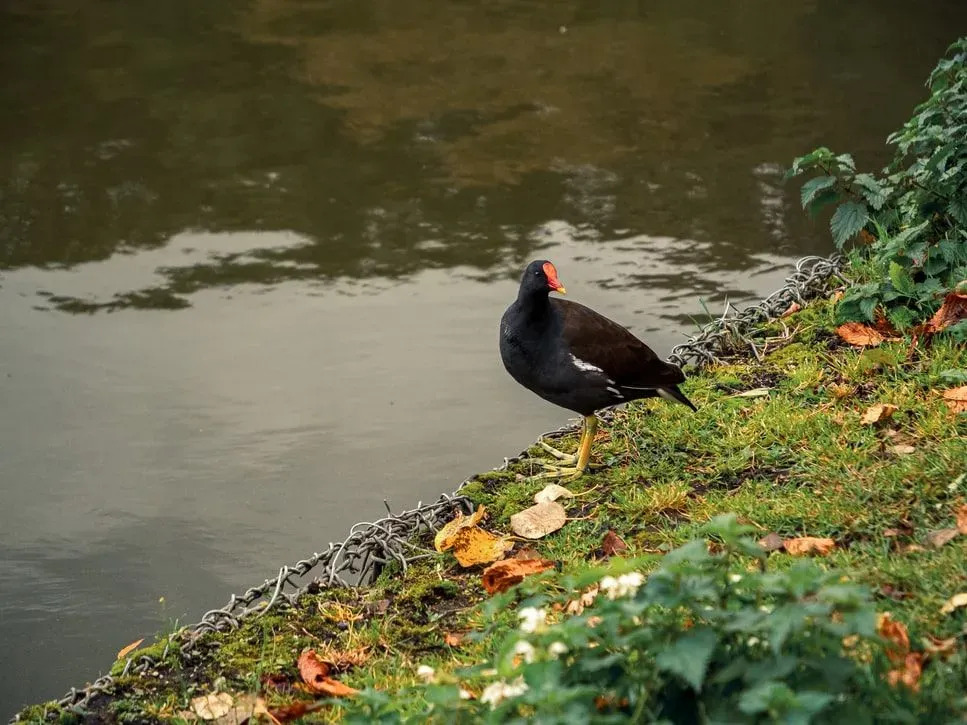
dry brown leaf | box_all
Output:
[923,634,958,658]
[890,444,916,455]
[925,528,960,549]
[886,653,922,692]
[191,693,235,721]
[902,543,926,553]
[783,537,835,556]
[860,403,898,425]
[828,383,854,399]
[257,699,327,723]
[942,386,967,414]
[481,557,556,594]
[924,289,967,334]
[758,532,785,552]
[533,484,575,505]
[447,527,515,567]
[877,613,910,664]
[832,290,845,303]
[444,631,466,647]
[116,638,144,660]
[782,302,802,318]
[957,505,967,535]
[513,547,541,560]
[297,649,358,697]
[940,592,967,615]
[564,585,600,615]
[510,501,567,539]
[600,530,628,558]
[316,646,370,672]
[837,322,888,347]
[434,506,486,552]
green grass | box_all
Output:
[16,296,966,723]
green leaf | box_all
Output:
[852,173,887,210]
[655,628,718,691]
[799,176,837,209]
[888,261,915,296]
[949,198,967,226]
[829,202,869,248]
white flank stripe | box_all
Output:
[656,388,677,403]
[570,354,604,373]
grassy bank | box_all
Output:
[16,288,966,723]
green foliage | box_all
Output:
[343,515,967,724]
[788,37,967,328]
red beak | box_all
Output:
[542,262,566,294]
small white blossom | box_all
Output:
[517,606,547,633]
[759,604,773,613]
[728,573,743,583]
[459,688,474,700]
[480,677,529,708]
[513,640,536,663]
[416,664,436,683]
[600,571,645,599]
[548,641,569,658]
[747,636,760,647]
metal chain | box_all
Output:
[15,253,845,723]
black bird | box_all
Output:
[499,260,696,478]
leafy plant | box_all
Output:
[343,515,966,724]
[788,37,967,330]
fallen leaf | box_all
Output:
[116,638,144,660]
[886,653,922,692]
[837,322,890,347]
[191,693,234,721]
[447,527,515,567]
[564,585,599,615]
[860,403,898,425]
[317,646,370,672]
[879,584,911,601]
[924,289,967,334]
[781,302,802,318]
[783,537,835,556]
[481,558,556,594]
[877,613,910,664]
[600,530,628,558]
[513,547,541,560]
[510,501,567,539]
[925,528,960,549]
[434,506,487,552]
[890,444,916,455]
[444,631,466,647]
[298,649,357,696]
[957,505,967,535]
[942,386,967,414]
[831,290,845,303]
[731,387,772,398]
[828,383,854,399]
[256,698,326,723]
[533,484,575,504]
[940,592,967,615]
[758,532,784,552]
[923,635,958,658]
[902,543,926,553]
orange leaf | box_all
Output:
[886,653,922,692]
[481,558,556,594]
[600,530,628,558]
[860,403,898,425]
[942,386,967,414]
[957,505,967,535]
[259,699,327,723]
[923,289,967,334]
[447,527,515,567]
[434,506,487,552]
[444,631,466,647]
[116,638,144,660]
[876,613,910,665]
[836,322,888,347]
[782,537,835,556]
[781,302,802,318]
[298,649,331,688]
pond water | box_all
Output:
[2,0,965,713]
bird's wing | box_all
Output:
[552,298,685,387]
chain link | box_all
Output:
[15,253,845,722]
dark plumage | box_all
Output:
[499,259,696,478]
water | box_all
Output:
[2,0,964,713]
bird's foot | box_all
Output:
[536,438,578,464]
[527,464,585,481]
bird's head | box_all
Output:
[520,260,566,296]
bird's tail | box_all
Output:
[657,385,698,412]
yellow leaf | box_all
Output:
[434,506,486,552]
[860,403,898,425]
[782,537,835,556]
[448,527,515,567]
[940,592,967,615]
[116,638,144,660]
[510,502,567,539]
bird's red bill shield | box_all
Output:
[542,262,566,294]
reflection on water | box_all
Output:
[2,0,966,712]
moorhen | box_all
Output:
[499,260,696,479]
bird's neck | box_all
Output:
[515,290,553,325]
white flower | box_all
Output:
[416,664,436,683]
[728,573,743,583]
[747,636,760,647]
[759,604,773,613]
[599,571,645,599]
[480,677,529,708]
[548,641,568,658]
[513,640,536,663]
[517,606,547,633]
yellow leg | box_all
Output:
[527,415,598,480]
